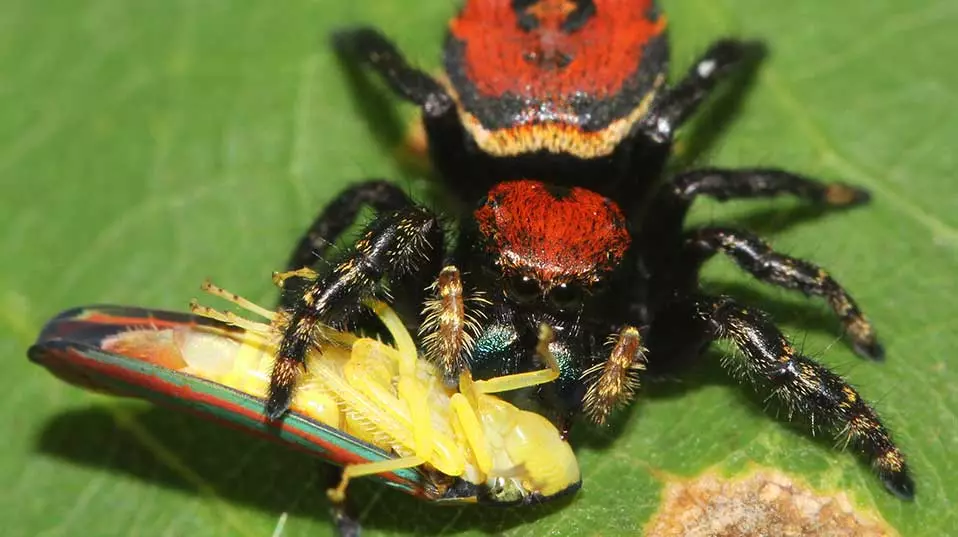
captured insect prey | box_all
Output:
[29,281,581,515]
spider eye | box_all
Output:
[507,275,541,304]
[549,283,583,311]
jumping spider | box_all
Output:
[268,0,914,500]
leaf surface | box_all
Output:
[2,1,955,535]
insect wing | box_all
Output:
[28,305,431,497]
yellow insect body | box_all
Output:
[177,282,580,503]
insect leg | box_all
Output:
[330,499,361,537]
[286,180,415,271]
[271,205,444,419]
[643,39,764,143]
[468,324,560,394]
[323,466,362,537]
[685,226,882,360]
[332,27,454,118]
[327,456,426,504]
[655,295,913,499]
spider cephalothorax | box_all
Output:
[473,180,631,296]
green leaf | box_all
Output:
[2,0,956,535]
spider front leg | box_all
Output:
[286,180,414,271]
[655,295,913,499]
[686,226,882,359]
[643,39,766,143]
[270,204,444,419]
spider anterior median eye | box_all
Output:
[507,275,541,303]
[549,283,582,310]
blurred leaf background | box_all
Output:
[1,0,956,535]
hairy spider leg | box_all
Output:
[272,205,444,420]
[686,227,882,359]
[332,28,455,119]
[642,39,766,143]
[650,295,913,499]
[286,180,415,272]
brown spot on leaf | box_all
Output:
[645,469,898,537]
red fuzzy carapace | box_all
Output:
[474,179,630,287]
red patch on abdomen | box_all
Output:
[450,0,664,101]
[475,180,630,284]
